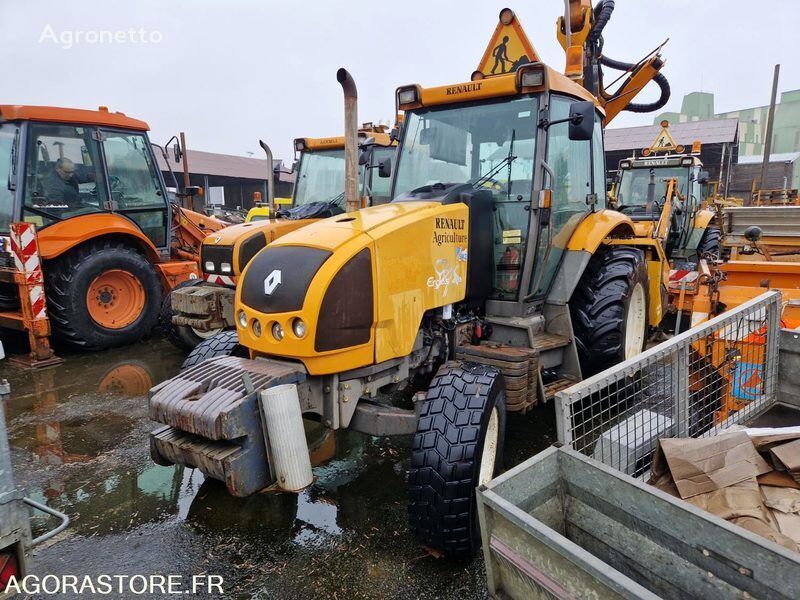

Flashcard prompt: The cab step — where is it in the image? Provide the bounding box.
[543,377,577,403]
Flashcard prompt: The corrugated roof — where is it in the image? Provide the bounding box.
[604,118,739,152]
[738,152,800,165]
[155,148,292,181]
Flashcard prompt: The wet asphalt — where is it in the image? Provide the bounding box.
[1,336,557,599]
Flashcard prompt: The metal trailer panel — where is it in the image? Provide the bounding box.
[779,328,800,409]
[478,446,800,600]
[723,206,800,238]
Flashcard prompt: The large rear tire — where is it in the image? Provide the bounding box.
[697,226,721,260]
[407,361,505,558]
[45,240,161,350]
[570,245,649,377]
[181,330,247,370]
[159,279,224,352]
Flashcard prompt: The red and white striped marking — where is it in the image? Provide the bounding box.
[204,273,236,287]
[669,269,699,284]
[10,222,48,320]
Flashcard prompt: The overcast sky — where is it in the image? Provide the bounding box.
[2,0,798,161]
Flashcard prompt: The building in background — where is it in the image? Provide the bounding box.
[156,149,295,214]
[655,90,800,157]
[605,119,739,193]
[728,152,800,198]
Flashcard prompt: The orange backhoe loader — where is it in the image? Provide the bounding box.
[0,105,226,361]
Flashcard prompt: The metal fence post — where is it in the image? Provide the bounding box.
[673,345,690,438]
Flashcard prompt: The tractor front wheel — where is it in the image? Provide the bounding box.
[45,240,162,350]
[570,245,649,377]
[181,330,247,370]
[407,361,505,558]
[697,226,722,260]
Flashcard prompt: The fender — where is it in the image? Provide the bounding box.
[566,209,636,253]
[35,213,161,261]
[693,209,715,231]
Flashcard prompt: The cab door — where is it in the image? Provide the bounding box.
[99,129,169,249]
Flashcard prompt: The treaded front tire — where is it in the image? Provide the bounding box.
[697,226,721,260]
[181,330,247,370]
[570,245,649,377]
[45,240,161,350]
[408,361,505,558]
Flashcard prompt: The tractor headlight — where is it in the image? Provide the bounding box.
[205,261,215,272]
[237,310,248,328]
[397,86,419,106]
[252,319,262,337]
[220,262,232,274]
[519,68,544,88]
[292,318,306,339]
[271,322,284,341]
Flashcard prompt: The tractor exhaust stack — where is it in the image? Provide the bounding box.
[258,139,276,215]
[337,68,360,213]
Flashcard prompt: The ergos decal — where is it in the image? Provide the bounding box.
[427,258,462,295]
[446,82,482,96]
[432,217,467,247]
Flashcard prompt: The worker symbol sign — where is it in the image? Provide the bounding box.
[732,361,763,402]
[476,9,539,77]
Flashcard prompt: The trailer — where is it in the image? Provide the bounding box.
[477,291,800,599]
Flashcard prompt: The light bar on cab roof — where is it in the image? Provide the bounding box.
[294,139,306,152]
[397,86,419,108]
[681,157,694,166]
[517,64,545,89]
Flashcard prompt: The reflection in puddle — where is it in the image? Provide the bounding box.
[293,489,342,545]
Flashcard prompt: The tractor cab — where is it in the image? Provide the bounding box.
[393,63,607,304]
[614,155,702,222]
[0,105,171,249]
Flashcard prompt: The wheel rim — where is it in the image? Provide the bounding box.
[97,363,153,396]
[625,282,647,360]
[86,269,146,329]
[478,407,500,486]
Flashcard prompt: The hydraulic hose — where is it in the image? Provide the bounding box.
[587,0,615,48]
[600,54,671,113]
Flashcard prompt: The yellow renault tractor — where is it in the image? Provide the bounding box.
[161,127,396,351]
[149,3,675,557]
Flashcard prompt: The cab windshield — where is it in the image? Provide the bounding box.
[393,96,539,300]
[293,148,348,207]
[617,166,689,215]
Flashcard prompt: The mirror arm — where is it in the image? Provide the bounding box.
[538,115,581,130]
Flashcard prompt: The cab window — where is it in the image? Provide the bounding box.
[0,124,18,232]
[367,147,394,204]
[529,96,592,298]
[23,124,108,228]
[101,131,168,246]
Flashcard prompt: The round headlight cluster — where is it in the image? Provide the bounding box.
[252,319,262,337]
[271,322,284,341]
[237,310,247,328]
[292,318,306,338]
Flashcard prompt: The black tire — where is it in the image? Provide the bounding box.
[408,361,506,558]
[697,226,721,260]
[0,282,19,310]
[159,279,224,352]
[45,240,161,350]
[570,245,649,377]
[181,330,247,370]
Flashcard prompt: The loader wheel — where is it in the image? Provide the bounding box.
[407,361,505,558]
[697,226,721,260]
[45,240,161,350]
[159,279,223,352]
[570,245,648,377]
[181,330,247,370]
[0,282,19,309]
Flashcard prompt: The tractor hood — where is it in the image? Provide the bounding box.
[235,200,475,375]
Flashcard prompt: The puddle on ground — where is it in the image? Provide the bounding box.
[1,337,559,598]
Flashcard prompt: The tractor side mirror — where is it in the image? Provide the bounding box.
[173,142,182,163]
[291,160,299,173]
[359,146,373,166]
[378,157,392,178]
[180,185,202,198]
[568,101,594,141]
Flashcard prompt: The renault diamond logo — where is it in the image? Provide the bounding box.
[264,269,282,295]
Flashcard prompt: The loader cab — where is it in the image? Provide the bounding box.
[0,106,171,249]
[615,156,702,222]
[392,64,606,310]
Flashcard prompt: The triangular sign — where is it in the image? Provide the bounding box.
[649,120,678,153]
[476,8,540,78]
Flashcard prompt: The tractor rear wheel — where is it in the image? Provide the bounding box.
[407,361,505,558]
[159,279,223,352]
[45,240,161,350]
[181,330,247,370]
[570,245,649,377]
[697,226,721,259]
